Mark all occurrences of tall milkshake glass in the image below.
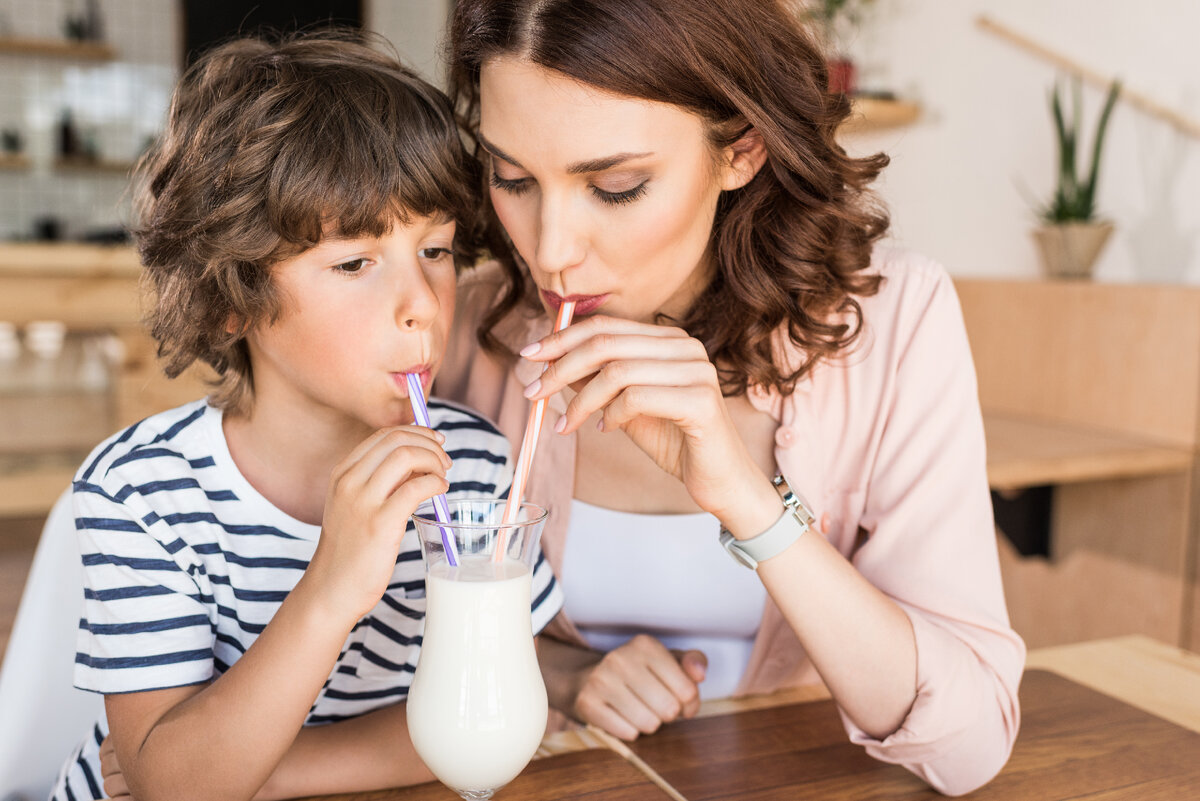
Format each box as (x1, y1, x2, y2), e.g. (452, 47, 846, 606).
(406, 499, 549, 800)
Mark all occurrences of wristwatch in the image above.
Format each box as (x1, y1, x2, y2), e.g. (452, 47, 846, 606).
(719, 474, 815, 569)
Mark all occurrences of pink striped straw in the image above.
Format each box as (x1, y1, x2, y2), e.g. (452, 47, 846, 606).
(405, 372, 458, 566)
(495, 300, 576, 561)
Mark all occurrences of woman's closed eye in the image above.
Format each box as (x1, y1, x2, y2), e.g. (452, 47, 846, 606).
(490, 169, 648, 207)
(489, 171, 532, 195)
(590, 181, 648, 206)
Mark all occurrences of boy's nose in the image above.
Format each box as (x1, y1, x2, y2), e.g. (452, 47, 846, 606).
(396, 273, 440, 330)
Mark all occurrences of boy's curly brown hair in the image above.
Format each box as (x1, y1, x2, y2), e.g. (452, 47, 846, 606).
(134, 29, 483, 414)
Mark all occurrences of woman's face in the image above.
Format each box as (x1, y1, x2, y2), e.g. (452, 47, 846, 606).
(479, 57, 744, 323)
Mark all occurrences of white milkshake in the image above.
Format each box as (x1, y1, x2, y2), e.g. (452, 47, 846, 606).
(406, 559, 548, 796)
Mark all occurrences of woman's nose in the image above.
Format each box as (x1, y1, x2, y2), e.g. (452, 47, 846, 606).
(536, 197, 587, 275)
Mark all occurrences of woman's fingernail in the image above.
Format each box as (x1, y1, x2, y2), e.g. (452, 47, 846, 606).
(596, 418, 605, 432)
(523, 379, 541, 399)
(520, 342, 541, 358)
(554, 416, 567, 434)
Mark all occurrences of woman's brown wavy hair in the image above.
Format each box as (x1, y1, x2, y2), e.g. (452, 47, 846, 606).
(449, 0, 888, 396)
(133, 29, 483, 414)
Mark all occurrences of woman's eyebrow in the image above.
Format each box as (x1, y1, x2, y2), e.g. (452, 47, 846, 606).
(478, 133, 651, 175)
(478, 134, 525, 168)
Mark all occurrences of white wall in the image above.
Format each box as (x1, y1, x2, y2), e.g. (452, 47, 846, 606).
(843, 0, 1200, 283)
(366, 0, 453, 88)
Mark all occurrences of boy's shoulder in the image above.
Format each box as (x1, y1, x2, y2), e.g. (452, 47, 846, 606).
(426, 398, 510, 457)
(74, 399, 215, 490)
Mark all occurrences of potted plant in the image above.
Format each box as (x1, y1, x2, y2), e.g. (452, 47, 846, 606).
(1032, 76, 1121, 279)
(807, 0, 877, 95)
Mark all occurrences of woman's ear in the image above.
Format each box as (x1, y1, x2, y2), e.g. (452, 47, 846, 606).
(720, 127, 768, 191)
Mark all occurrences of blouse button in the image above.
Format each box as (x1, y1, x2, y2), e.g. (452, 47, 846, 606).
(774, 425, 798, 449)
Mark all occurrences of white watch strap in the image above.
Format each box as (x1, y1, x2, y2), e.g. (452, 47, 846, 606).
(719, 507, 808, 569)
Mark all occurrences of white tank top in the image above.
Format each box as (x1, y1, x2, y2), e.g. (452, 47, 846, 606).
(560, 499, 767, 699)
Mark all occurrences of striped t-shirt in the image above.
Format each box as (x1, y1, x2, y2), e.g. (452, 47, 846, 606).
(51, 399, 562, 801)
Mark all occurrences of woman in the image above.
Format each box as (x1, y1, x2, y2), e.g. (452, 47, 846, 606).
(438, 0, 1024, 795)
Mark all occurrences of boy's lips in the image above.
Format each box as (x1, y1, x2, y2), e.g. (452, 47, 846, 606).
(392, 367, 432, 396)
(541, 290, 608, 315)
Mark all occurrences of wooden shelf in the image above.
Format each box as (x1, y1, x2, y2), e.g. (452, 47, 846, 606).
(0, 153, 30, 170)
(54, 156, 134, 174)
(841, 97, 921, 134)
(0, 36, 115, 60)
(984, 412, 1193, 492)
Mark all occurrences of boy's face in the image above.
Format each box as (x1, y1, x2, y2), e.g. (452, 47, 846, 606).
(245, 215, 457, 432)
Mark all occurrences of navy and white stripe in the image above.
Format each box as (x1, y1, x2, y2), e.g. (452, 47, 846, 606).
(51, 399, 562, 800)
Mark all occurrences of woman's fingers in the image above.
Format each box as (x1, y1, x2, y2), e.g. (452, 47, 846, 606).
(558, 359, 721, 434)
(524, 315, 688, 362)
(531, 330, 706, 399)
(575, 635, 704, 740)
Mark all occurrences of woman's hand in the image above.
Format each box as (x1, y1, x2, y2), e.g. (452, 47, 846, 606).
(307, 426, 451, 623)
(541, 634, 707, 741)
(99, 735, 132, 800)
(522, 315, 779, 532)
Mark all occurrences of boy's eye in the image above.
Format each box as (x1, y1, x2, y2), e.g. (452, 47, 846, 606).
(489, 171, 532, 195)
(419, 247, 452, 260)
(591, 181, 648, 206)
(334, 258, 367, 274)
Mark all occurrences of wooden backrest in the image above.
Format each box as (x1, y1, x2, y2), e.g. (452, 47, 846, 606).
(954, 279, 1200, 450)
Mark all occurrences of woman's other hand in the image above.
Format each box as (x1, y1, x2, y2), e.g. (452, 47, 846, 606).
(541, 633, 707, 741)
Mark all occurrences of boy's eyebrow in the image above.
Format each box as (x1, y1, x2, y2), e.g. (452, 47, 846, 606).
(478, 133, 652, 175)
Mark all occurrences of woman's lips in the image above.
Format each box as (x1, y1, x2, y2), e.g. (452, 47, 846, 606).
(541, 290, 608, 315)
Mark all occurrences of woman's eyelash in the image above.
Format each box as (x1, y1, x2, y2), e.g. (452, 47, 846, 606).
(420, 247, 452, 260)
(489, 172, 531, 194)
(591, 182, 648, 206)
(490, 170, 649, 207)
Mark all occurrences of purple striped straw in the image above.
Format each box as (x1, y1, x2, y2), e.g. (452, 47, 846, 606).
(405, 373, 458, 566)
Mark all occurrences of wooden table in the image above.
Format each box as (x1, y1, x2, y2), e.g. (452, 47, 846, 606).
(320, 636, 1200, 800)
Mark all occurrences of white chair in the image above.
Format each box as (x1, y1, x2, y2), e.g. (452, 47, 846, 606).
(0, 490, 105, 801)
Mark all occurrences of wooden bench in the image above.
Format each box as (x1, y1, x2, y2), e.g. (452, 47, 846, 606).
(956, 278, 1200, 651)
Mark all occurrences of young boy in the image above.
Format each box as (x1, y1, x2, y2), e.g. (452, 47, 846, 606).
(50, 32, 562, 801)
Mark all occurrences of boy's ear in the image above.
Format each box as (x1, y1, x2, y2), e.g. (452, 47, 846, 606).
(719, 127, 768, 191)
(224, 315, 247, 337)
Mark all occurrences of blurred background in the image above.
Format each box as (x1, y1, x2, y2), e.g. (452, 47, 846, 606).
(1, 0, 1199, 667)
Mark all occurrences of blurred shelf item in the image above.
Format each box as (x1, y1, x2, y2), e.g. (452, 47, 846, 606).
(841, 97, 921, 134)
(0, 244, 213, 519)
(0, 153, 30, 170)
(0, 36, 115, 60)
(54, 156, 134, 175)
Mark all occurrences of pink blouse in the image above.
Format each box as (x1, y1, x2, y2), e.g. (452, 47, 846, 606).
(437, 247, 1025, 795)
